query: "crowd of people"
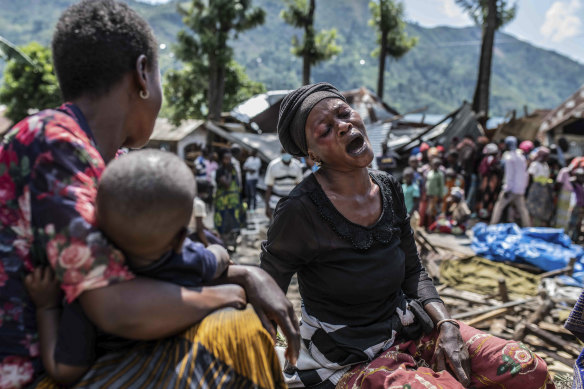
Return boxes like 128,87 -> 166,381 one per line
187,145 -> 307,251
376,135 -> 584,240
187,132 -> 584,249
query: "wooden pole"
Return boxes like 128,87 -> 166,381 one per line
513,297 -> 553,341
498,278 -> 509,303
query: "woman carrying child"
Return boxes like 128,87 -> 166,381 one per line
0,1 -> 298,387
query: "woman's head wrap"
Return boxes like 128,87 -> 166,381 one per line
483,143 -> 498,155
277,82 -> 346,157
504,136 -> 517,151
535,146 -> 550,161
519,140 -> 534,154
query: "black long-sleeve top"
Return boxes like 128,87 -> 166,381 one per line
261,171 -> 441,328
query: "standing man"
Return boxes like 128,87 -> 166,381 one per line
264,150 -> 303,219
490,136 -> 531,226
243,149 -> 261,211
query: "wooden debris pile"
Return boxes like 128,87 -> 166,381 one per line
415,230 -> 582,375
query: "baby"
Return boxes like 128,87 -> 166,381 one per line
25,149 -> 232,385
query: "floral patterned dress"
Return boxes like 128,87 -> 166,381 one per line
0,104 -> 133,388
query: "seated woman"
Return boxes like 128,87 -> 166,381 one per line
0,1 -> 298,387
260,82 -> 552,388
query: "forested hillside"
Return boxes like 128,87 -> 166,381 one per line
1,0 -> 583,115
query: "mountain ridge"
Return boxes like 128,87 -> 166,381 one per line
1,0 -> 582,116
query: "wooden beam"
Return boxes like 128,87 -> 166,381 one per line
464,308 -> 508,327
513,298 -> 553,341
498,278 -> 509,303
525,323 -> 581,357
453,298 -> 536,320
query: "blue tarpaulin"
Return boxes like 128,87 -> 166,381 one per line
472,223 -> 584,284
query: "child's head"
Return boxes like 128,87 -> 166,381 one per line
96,149 -> 196,266
445,167 -> 457,179
450,187 -> 464,203
431,158 -> 442,170
403,167 -> 414,184
408,155 -> 419,169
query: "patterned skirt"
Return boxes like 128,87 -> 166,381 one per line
527,183 -> 554,226
34,306 -> 284,389
337,322 -> 553,389
214,189 -> 245,235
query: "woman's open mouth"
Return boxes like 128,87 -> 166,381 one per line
346,133 -> 366,156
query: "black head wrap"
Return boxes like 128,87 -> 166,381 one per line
277,82 -> 346,157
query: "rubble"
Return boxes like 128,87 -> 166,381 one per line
416,228 -> 582,382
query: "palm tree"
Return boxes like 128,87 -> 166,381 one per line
281,0 -> 341,85
456,0 -> 516,126
369,0 -> 417,100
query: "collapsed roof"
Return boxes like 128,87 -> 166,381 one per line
224,88 -> 482,162
539,84 -> 584,136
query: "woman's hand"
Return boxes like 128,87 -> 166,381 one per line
434,323 -> 471,387
24,267 -> 61,310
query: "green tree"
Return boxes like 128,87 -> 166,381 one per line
369,0 -> 417,100
168,0 -> 266,122
0,42 -> 61,123
164,59 -> 265,125
281,0 -> 341,85
456,0 -> 516,125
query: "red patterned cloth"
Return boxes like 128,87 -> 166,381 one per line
0,104 -> 133,387
337,322 -> 554,389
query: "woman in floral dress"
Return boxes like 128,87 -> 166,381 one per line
0,1 -> 298,387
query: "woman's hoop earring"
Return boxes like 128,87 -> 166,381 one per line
314,160 -> 322,167
139,90 -> 150,100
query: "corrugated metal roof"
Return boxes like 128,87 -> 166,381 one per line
205,121 -> 280,163
149,118 -> 205,142
540,84 -> 584,133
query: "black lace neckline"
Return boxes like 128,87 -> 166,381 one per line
307,171 -> 399,250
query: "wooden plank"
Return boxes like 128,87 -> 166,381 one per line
538,321 -> 572,336
464,308 -> 508,327
540,350 -> 574,369
453,298 -> 536,320
525,323 -> 581,357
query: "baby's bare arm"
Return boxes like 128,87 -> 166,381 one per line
206,244 -> 231,279
25,268 -> 89,385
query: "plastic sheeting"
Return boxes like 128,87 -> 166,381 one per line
472,223 -> 584,284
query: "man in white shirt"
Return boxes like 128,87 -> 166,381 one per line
490,136 -> 531,226
264,151 -> 303,219
243,149 -> 262,210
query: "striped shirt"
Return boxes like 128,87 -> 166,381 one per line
264,157 -> 303,209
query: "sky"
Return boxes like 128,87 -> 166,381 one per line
401,0 -> 584,64
138,0 -> 584,64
